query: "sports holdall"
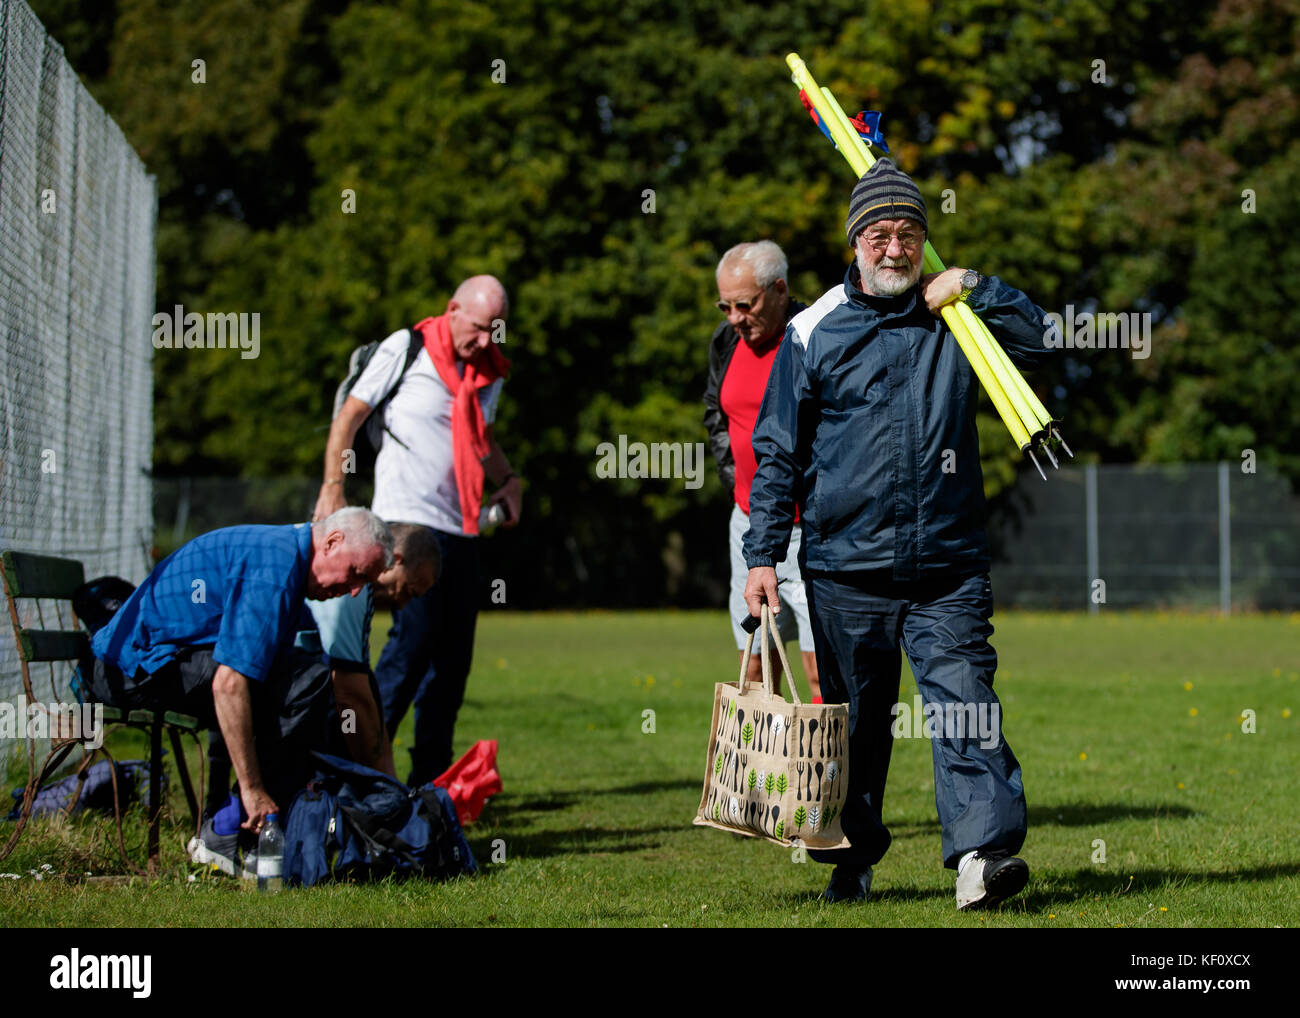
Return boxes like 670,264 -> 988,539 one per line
694,605 -> 850,849
284,751 -> 477,887
6,759 -> 157,821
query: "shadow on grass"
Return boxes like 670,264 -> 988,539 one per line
488,791 -> 582,814
483,824 -> 684,859
487,778 -> 698,817
601,778 -> 701,797
888,801 -> 1198,839
1026,862 -> 1300,901
770,861 -> 1300,913
1027,803 -> 1197,825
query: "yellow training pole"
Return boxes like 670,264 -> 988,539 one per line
788,55 -> 1033,452
966,302 -> 1055,431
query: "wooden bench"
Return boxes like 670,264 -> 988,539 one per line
1,550 -> 202,874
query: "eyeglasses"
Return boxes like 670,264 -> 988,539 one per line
859,229 -> 924,252
715,287 -> 768,315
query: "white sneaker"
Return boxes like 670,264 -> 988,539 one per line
187,819 -> 239,877
956,850 -> 1029,910
187,818 -> 256,880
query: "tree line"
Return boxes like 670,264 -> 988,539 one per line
33,0 -> 1300,606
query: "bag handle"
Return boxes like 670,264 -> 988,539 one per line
736,604 -> 803,706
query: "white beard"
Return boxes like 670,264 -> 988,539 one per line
857,251 -> 921,296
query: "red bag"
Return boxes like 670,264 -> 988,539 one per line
433,740 -> 502,823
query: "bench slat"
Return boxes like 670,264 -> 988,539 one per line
94,705 -> 199,731
17,628 -> 89,663
1,550 -> 85,599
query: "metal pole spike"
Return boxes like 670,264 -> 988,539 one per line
1056,431 -> 1074,459
1027,448 -> 1047,481
1041,442 -> 1059,470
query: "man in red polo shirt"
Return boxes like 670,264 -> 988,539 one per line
703,241 -> 820,698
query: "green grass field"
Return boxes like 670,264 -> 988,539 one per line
2,610 -> 1298,927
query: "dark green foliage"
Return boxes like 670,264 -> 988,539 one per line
30,0 -> 1298,606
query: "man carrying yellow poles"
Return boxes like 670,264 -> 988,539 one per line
787,53 -> 1072,479
740,59 -> 1065,909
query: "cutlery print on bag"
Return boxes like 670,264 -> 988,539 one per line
703,685 -> 849,843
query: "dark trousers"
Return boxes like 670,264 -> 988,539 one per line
805,570 -> 1027,870
374,528 -> 480,787
91,646 -> 333,812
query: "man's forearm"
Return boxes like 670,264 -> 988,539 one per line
322,395 -> 374,483
212,665 -> 265,796
314,398 -> 372,521
482,439 -> 515,486
479,428 -> 522,526
333,670 -> 395,777
322,414 -> 361,487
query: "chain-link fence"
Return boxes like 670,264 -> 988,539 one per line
0,0 -> 157,707
152,477 -> 321,561
989,462 -> 1300,611
143,461 -> 1300,614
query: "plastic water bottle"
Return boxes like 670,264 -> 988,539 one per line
257,813 -> 284,893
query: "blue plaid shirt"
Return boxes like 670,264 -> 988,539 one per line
92,524 -> 314,682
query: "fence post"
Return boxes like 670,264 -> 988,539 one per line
1085,463 -> 1099,614
1218,461 -> 1231,615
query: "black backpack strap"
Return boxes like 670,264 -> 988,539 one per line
402,324 -> 425,372
367,326 -> 426,453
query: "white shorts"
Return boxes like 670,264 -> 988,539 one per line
729,504 -> 816,653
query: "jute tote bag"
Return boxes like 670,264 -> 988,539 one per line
694,605 -> 850,849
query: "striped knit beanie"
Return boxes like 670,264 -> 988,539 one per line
844,158 -> 927,246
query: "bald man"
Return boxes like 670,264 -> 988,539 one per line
314,275 -> 521,786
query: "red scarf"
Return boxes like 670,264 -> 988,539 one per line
415,314 -> 511,535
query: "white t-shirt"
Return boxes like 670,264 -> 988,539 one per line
349,329 -> 503,534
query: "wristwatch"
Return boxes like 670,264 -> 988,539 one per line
957,270 -> 982,303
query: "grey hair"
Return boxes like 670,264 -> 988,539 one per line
313,507 -> 394,569
387,522 -> 441,581
716,240 -> 788,289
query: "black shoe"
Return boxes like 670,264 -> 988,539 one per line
956,851 -> 1028,910
820,865 -> 872,903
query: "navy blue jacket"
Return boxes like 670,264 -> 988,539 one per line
742,263 -> 1055,580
